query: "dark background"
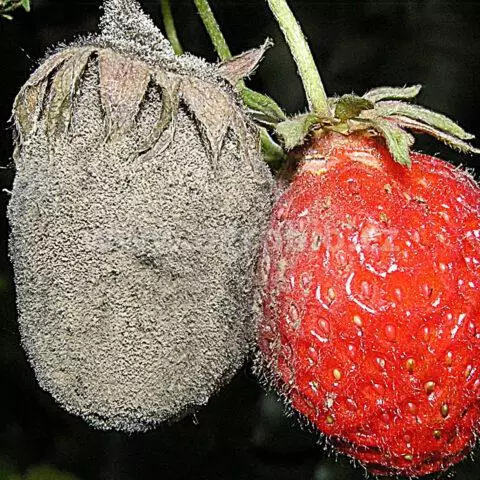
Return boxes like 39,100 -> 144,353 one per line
1,1 -> 480,479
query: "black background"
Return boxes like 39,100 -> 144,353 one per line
1,1 -> 480,479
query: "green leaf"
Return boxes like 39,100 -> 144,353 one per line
363,85 -> 422,103
241,87 -> 286,125
21,0 -> 30,12
275,113 -> 321,151
334,94 -> 373,121
373,100 -> 475,140
393,115 -> 480,155
2,13 -> 13,19
25,465 -> 81,480
0,457 -> 20,480
370,118 -> 414,167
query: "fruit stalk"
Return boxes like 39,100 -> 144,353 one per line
266,0 -> 330,117
160,0 -> 183,55
193,0 -> 233,63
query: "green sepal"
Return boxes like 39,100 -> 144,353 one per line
374,101 -> 475,141
259,126 -> 285,167
241,87 -> 286,125
393,115 -> 480,155
363,85 -> 422,103
370,118 -> 414,167
334,94 -> 373,121
275,113 -> 322,151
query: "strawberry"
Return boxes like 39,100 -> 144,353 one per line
8,0 -> 273,432
255,0 -> 480,476
256,129 -> 480,476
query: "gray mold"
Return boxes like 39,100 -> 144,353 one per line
8,0 -> 273,431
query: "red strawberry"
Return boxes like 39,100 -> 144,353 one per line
256,129 -> 480,477
255,3 -> 480,475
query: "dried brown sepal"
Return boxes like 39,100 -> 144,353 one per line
98,49 -> 151,140
218,39 -> 273,85
13,44 -> 258,165
14,80 -> 48,140
14,49 -> 77,139
137,70 -> 180,155
23,49 -> 76,88
180,76 -> 234,163
230,114 -> 253,167
46,47 -> 95,137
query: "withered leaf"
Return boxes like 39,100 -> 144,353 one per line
98,49 -> 151,139
14,48 -> 81,140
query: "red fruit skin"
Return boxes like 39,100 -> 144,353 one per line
256,131 -> 480,477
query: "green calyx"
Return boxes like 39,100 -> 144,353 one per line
262,0 -> 479,168
273,85 -> 480,168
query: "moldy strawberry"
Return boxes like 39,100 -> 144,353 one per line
8,0 -> 273,432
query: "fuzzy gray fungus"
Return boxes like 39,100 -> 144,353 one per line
8,0 -> 273,431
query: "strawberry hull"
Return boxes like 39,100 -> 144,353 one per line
256,131 -> 480,476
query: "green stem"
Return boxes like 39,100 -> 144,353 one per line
160,0 -> 184,55
266,0 -> 330,117
193,0 -> 232,62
